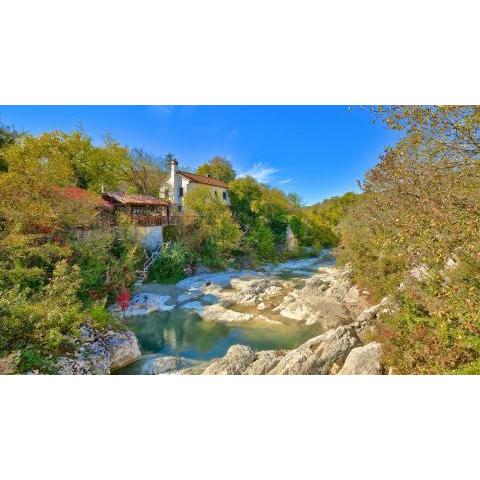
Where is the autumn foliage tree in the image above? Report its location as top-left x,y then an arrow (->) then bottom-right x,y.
338,106 -> 480,373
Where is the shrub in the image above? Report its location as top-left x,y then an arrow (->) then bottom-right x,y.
245,221 -> 276,261
71,216 -> 143,304
163,224 -> 180,243
147,241 -> 190,283
0,261 -> 86,372
182,187 -> 242,269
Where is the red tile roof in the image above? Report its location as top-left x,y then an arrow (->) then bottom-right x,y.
178,171 -> 229,188
56,186 -> 113,209
102,191 -> 170,206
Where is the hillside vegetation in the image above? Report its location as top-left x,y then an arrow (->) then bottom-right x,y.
337,106 -> 480,373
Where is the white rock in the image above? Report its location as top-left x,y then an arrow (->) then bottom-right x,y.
202,345 -> 257,374
56,327 -> 141,374
268,325 -> 361,375
257,302 -> 266,311
106,330 -> 142,371
124,293 -> 175,316
202,305 -> 253,323
244,350 -> 287,374
410,264 -> 430,282
338,342 -> 383,375
275,267 -> 366,328
201,325 -> 361,375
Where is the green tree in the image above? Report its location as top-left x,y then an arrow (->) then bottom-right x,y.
0,121 -> 20,171
196,156 -> 236,183
182,186 -> 242,268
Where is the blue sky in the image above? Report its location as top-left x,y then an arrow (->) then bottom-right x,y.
0,106 -> 400,205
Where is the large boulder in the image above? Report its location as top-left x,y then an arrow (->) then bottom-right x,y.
338,342 -> 383,375
56,344 -> 110,375
105,330 -> 141,371
56,326 -> 141,374
268,325 -> 361,375
202,345 -> 257,374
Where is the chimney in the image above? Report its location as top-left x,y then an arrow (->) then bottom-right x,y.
170,157 -> 178,177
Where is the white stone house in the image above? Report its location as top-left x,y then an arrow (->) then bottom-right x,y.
162,158 -> 231,214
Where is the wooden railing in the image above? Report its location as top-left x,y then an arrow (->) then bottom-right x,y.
130,214 -> 179,227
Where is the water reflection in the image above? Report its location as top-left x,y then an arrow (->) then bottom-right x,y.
117,308 -> 324,374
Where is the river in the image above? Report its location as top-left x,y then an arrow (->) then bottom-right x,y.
115,251 -> 335,374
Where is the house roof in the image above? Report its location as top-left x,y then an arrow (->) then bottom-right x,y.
55,186 -> 113,209
102,191 -> 170,206
177,171 -> 229,188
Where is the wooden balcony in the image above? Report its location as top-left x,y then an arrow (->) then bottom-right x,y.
130,214 -> 179,227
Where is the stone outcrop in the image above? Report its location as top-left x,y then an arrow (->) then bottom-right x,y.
56,326 -> 141,374
274,267 -> 368,328
338,342 -> 383,375
268,325 -> 361,375
202,345 -> 257,375
196,325 -> 362,375
244,350 -> 287,374
105,330 -> 142,370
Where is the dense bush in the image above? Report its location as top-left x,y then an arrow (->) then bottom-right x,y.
147,241 -> 191,283
245,220 -> 276,261
182,186 -> 242,269
0,261 -> 85,372
163,224 -> 180,243
71,216 -> 143,304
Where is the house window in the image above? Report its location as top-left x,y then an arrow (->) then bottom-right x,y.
179,187 -> 183,197
223,191 -> 227,200
214,190 -> 218,197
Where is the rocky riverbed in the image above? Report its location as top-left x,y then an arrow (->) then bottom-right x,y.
112,250 -> 389,375
50,251 -> 388,375
121,250 -> 369,329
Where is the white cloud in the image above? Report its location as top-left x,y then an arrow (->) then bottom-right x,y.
149,105 -> 174,116
226,128 -> 238,139
279,178 -> 292,185
238,162 -> 280,183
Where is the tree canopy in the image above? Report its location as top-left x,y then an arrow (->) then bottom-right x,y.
196,156 -> 236,183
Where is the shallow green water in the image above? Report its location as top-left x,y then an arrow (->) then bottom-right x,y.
116,309 -> 324,374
